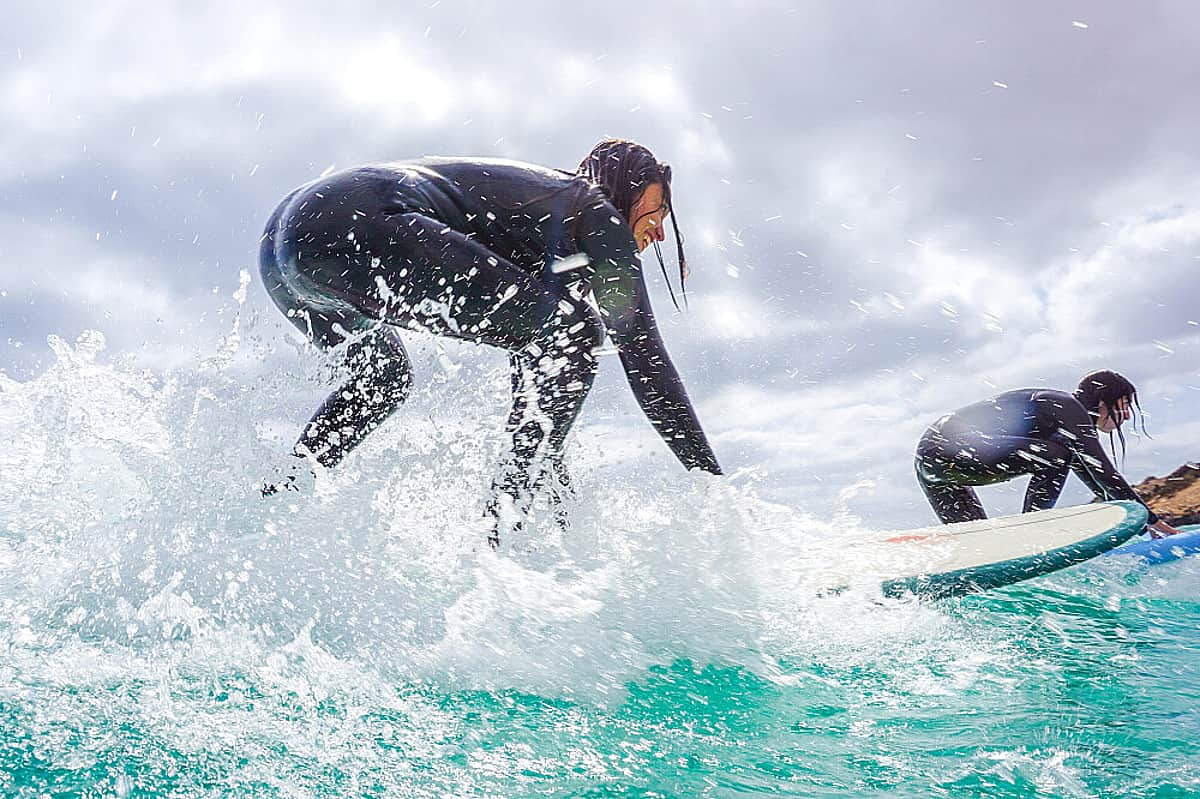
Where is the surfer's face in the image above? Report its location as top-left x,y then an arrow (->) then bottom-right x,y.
629,182 -> 669,253
1097,396 -> 1131,433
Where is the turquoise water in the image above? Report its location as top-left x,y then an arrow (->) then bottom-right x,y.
2,332 -> 1197,798
4,573 -> 1197,797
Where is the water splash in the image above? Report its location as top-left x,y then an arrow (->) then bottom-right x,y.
1,323 -> 1197,796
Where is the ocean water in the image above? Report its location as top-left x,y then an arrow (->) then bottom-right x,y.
1,327 -> 1197,798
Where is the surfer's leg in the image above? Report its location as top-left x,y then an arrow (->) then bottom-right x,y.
280,210 -> 602,540
1022,463 -> 1070,513
915,426 -> 988,523
290,211 -> 563,350
261,216 -> 414,474
918,477 -> 986,523
260,274 -> 414,468
353,214 -> 602,544
296,325 -> 413,467
973,435 -> 1071,514
487,343 -> 598,543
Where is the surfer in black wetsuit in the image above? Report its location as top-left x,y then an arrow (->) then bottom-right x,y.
915,370 -> 1182,537
258,139 -> 721,544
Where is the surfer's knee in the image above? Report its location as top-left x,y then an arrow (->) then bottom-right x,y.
346,330 -> 413,409
573,304 -> 606,355
521,300 -> 603,387
545,299 -> 604,359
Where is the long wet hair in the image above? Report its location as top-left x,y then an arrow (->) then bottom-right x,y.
577,139 -> 689,310
1073,369 -> 1148,463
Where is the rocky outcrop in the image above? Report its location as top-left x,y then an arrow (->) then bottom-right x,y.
1133,463 -> 1200,526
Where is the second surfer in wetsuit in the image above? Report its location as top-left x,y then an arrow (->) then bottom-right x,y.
258,139 -> 721,544
915,370 -> 1182,537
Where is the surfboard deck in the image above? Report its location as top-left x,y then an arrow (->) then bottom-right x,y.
1103,523 -> 1200,564
873,501 -> 1147,600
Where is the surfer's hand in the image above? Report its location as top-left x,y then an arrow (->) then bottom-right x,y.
1149,519 -> 1183,538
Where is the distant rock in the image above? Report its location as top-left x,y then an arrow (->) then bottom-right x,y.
1132,463 -> 1200,526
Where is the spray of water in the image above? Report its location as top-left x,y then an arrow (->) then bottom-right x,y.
2,278 -> 1194,796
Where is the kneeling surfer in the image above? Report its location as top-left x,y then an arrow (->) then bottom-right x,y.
914,370 -> 1181,537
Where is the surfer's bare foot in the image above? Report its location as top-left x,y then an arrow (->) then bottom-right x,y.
260,461 -> 316,497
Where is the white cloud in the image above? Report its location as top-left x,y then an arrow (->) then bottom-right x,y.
1043,197 -> 1200,345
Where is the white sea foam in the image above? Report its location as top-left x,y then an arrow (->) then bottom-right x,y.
1,320 -> 1190,712
2,323 -> 1196,796
0,326 -> 926,690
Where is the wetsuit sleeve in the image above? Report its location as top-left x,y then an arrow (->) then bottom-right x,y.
576,201 -> 722,475
1054,400 -> 1159,524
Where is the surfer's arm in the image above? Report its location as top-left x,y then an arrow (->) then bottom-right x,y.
609,282 -> 722,474
578,212 -> 721,475
1059,407 -> 1159,524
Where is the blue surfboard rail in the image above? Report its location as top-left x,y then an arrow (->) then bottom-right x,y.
882,500 -> 1147,600
1103,524 -> 1200,564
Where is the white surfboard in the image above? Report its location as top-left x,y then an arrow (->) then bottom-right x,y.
835,501 -> 1147,600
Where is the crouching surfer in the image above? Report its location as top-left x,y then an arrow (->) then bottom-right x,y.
258,139 -> 722,545
915,370 -> 1181,537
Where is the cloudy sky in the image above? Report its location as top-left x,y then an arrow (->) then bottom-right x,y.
3,1 -> 1199,528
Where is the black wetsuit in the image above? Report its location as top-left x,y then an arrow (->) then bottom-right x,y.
914,389 -> 1157,524
258,158 -> 720,537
